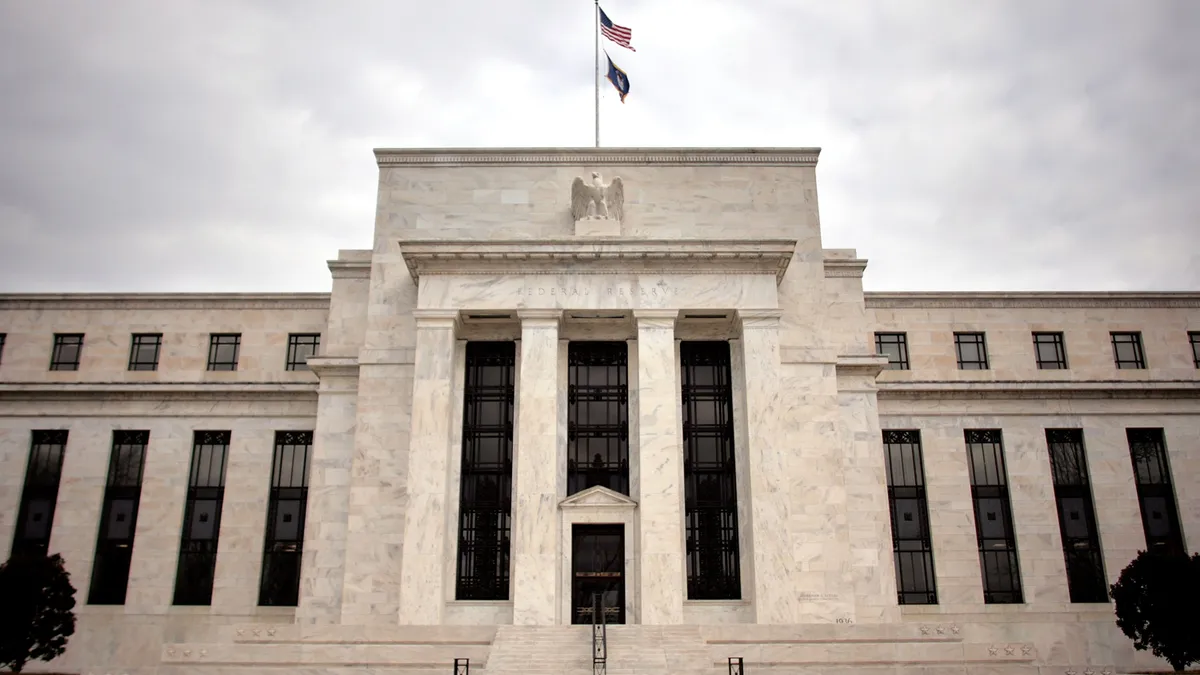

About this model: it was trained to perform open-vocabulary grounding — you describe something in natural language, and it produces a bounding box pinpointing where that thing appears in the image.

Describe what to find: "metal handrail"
[592,592,607,675]
[453,657,469,675]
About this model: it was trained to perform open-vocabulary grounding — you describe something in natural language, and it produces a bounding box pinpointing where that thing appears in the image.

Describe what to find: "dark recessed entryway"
[571,524,625,624]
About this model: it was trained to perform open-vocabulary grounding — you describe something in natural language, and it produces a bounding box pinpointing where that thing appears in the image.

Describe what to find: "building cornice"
[307,357,360,379]
[375,147,821,168]
[836,354,890,377]
[865,292,1200,309]
[327,259,372,280]
[397,238,797,284]
[0,293,331,311]
[824,258,869,279]
[878,379,1200,400]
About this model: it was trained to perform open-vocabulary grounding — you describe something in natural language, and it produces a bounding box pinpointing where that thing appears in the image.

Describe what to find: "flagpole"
[594,0,600,147]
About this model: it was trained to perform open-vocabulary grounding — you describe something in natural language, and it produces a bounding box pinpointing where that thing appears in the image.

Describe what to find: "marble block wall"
[337,237,419,625]
[838,382,900,623]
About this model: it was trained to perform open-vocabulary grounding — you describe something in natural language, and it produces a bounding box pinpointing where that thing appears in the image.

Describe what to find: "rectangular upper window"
[285,334,320,371]
[1032,332,1068,369]
[1111,332,1146,369]
[954,332,989,370]
[0,333,6,365]
[207,334,241,371]
[1189,332,1199,369]
[50,334,84,371]
[128,334,162,371]
[875,332,910,370]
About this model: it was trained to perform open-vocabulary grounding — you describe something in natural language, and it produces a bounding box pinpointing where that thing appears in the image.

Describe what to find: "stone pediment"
[559,485,638,510]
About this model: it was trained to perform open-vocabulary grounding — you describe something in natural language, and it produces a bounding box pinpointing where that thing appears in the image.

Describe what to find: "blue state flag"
[605,53,630,103]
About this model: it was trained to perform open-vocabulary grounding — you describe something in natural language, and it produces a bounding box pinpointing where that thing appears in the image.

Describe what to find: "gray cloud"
[0,0,1196,292]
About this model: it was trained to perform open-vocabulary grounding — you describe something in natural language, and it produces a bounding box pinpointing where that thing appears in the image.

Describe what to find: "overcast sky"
[0,1,1197,293]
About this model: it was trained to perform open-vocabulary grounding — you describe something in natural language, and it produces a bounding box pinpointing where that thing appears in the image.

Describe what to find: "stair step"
[162,642,489,667]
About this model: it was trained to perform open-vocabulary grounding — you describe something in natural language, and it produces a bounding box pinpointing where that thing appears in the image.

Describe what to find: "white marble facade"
[0,148,1197,674]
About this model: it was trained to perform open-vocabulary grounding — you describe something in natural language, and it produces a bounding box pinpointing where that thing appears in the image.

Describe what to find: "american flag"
[599,6,635,51]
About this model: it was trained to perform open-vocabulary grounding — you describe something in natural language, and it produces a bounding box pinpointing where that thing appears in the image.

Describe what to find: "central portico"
[298,147,897,632]
[398,237,797,627]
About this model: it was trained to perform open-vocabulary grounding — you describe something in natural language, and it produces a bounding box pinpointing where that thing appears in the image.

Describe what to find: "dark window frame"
[455,342,516,601]
[172,430,230,606]
[1111,332,1146,369]
[50,333,84,371]
[875,332,910,370]
[207,334,241,371]
[1189,332,1199,369]
[88,430,149,605]
[567,342,630,496]
[883,429,938,605]
[285,334,321,371]
[11,430,69,558]
[127,334,162,371]
[965,429,1023,604]
[681,341,741,600]
[1045,429,1107,603]
[1126,428,1185,555]
[0,332,6,365]
[1032,332,1069,370]
[258,431,312,606]
[954,332,989,370]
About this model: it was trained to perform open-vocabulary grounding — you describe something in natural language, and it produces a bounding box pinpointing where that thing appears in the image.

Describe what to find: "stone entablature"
[397,239,797,283]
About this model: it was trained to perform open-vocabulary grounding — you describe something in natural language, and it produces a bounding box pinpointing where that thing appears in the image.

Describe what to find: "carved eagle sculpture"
[570,172,624,221]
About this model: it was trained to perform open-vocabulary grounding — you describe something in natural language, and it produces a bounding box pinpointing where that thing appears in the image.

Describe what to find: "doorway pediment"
[559,485,638,510]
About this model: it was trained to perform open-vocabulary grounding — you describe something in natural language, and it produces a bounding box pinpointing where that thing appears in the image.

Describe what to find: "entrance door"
[571,524,625,624]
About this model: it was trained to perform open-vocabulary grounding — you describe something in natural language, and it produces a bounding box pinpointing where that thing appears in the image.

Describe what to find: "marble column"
[736,309,794,623]
[397,309,459,624]
[634,310,686,624]
[511,309,561,625]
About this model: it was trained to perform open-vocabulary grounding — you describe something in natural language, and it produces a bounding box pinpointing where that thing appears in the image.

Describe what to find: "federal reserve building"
[1,147,1197,675]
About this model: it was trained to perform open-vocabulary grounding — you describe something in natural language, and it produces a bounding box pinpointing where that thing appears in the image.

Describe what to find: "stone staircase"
[484,625,593,675]
[158,624,494,675]
[700,623,1041,675]
[606,625,710,675]
[148,620,1122,675]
